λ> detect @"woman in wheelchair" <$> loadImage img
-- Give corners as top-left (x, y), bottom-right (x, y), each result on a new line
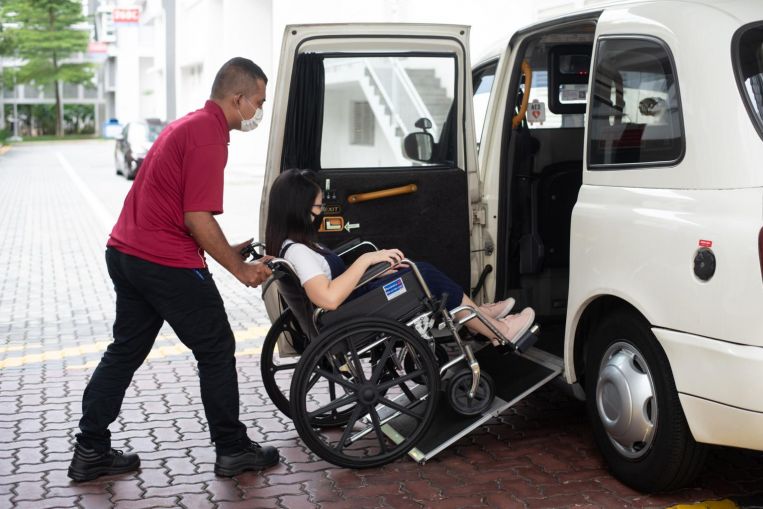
top-left (265, 169), bottom-right (535, 346)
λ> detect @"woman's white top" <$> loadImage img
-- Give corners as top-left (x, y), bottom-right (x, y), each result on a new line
top-left (281, 240), bottom-right (331, 285)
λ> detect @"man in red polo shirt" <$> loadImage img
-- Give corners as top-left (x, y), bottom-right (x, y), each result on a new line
top-left (68, 57), bottom-right (278, 481)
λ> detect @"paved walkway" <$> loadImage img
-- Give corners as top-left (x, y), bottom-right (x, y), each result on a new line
top-left (1, 141), bottom-right (762, 508)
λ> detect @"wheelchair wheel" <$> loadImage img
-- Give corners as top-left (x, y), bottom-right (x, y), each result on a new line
top-left (260, 309), bottom-right (305, 419)
top-left (446, 369), bottom-right (495, 416)
top-left (290, 317), bottom-right (440, 469)
top-left (261, 309), bottom-right (353, 427)
top-left (403, 343), bottom-right (449, 384)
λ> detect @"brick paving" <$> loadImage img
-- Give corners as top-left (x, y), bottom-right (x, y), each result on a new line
top-left (1, 140), bottom-right (762, 508)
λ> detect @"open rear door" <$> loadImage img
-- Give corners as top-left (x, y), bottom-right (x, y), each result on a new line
top-left (261, 24), bottom-right (481, 314)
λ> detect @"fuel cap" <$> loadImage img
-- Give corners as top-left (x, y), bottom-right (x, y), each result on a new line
top-left (693, 248), bottom-right (716, 282)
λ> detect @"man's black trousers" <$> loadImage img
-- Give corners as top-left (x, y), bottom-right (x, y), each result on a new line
top-left (77, 247), bottom-right (248, 453)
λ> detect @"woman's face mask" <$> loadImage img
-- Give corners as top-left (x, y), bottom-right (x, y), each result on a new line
top-left (311, 194), bottom-right (325, 229)
top-left (238, 98), bottom-right (263, 132)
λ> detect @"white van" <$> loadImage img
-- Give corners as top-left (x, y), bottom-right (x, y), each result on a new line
top-left (260, 0), bottom-right (763, 491)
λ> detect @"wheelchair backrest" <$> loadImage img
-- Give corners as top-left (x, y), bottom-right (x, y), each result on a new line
top-left (272, 266), bottom-right (320, 340)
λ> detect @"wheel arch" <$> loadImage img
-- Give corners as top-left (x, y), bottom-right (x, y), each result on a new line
top-left (570, 295), bottom-right (654, 392)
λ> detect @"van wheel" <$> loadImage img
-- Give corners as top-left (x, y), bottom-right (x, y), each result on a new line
top-left (585, 310), bottom-right (706, 492)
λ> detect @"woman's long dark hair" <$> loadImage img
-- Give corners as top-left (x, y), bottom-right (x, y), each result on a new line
top-left (265, 169), bottom-right (322, 257)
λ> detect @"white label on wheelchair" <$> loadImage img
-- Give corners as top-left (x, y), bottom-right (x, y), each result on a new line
top-left (383, 277), bottom-right (406, 300)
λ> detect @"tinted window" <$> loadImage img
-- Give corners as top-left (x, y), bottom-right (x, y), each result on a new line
top-left (320, 55), bottom-right (456, 169)
top-left (734, 23), bottom-right (763, 139)
top-left (588, 38), bottom-right (684, 167)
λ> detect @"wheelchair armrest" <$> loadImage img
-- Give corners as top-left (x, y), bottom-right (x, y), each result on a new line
top-left (357, 261), bottom-right (392, 288)
top-left (331, 238), bottom-right (362, 255)
top-left (336, 240), bottom-right (379, 258)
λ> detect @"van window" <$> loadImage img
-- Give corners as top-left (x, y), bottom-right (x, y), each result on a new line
top-left (528, 70), bottom-right (585, 129)
top-left (588, 37), bottom-right (684, 168)
top-left (473, 61), bottom-right (497, 152)
top-left (733, 23), bottom-right (763, 140)
top-left (320, 55), bottom-right (456, 169)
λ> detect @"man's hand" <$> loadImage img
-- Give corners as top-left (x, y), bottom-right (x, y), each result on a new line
top-left (185, 212), bottom-right (271, 288)
top-left (235, 261), bottom-right (272, 288)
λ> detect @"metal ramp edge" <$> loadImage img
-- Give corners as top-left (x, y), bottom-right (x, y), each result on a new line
top-left (378, 347), bottom-right (563, 463)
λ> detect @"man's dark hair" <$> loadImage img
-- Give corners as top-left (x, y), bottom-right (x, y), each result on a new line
top-left (265, 169), bottom-right (322, 257)
top-left (210, 57), bottom-right (268, 99)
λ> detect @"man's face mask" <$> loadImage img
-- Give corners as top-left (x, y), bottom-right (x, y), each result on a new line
top-left (238, 98), bottom-right (263, 132)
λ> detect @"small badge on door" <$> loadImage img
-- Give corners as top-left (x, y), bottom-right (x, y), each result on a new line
top-left (325, 203), bottom-right (342, 215)
top-left (319, 216), bottom-right (345, 232)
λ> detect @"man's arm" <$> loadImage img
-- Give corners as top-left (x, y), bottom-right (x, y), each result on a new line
top-left (184, 211), bottom-right (271, 287)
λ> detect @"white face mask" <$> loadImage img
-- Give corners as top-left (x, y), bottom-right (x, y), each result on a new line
top-left (238, 99), bottom-right (263, 132)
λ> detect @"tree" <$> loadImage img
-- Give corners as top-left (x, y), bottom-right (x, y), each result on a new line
top-left (1, 0), bottom-right (94, 136)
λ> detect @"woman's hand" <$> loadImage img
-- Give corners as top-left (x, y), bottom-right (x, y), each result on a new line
top-left (360, 248), bottom-right (404, 269)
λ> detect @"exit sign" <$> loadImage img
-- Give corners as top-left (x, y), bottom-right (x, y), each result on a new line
top-left (112, 7), bottom-right (140, 23)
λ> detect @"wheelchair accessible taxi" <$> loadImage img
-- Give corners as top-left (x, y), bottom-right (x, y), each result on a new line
top-left (246, 239), bottom-right (560, 469)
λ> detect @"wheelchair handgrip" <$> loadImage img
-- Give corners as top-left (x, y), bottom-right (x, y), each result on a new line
top-left (358, 261), bottom-right (392, 287)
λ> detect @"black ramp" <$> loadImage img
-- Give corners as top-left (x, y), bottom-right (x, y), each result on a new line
top-left (382, 348), bottom-right (561, 462)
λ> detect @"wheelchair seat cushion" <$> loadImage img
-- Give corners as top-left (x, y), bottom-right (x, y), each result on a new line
top-left (319, 271), bottom-right (429, 330)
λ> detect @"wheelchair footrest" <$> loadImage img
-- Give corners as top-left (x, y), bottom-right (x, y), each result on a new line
top-left (379, 347), bottom-right (562, 464)
top-left (513, 324), bottom-right (540, 354)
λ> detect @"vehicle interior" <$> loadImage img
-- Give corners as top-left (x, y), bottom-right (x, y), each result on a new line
top-left (492, 21), bottom-right (598, 356)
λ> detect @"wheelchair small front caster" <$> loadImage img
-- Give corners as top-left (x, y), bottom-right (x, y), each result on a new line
top-left (446, 369), bottom-right (495, 416)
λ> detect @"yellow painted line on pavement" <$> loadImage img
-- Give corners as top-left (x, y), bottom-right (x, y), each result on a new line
top-left (667, 500), bottom-right (738, 509)
top-left (0, 340), bottom-right (114, 369)
top-left (0, 325), bottom-right (270, 370)
top-left (0, 343), bottom-right (43, 354)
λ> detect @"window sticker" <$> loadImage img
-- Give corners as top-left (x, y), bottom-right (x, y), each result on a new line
top-left (383, 278), bottom-right (407, 301)
top-left (526, 99), bottom-right (546, 125)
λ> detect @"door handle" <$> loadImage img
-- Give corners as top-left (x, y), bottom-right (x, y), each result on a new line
top-left (347, 184), bottom-right (418, 204)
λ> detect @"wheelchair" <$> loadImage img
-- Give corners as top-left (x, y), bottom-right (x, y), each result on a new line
top-left (246, 239), bottom-right (553, 469)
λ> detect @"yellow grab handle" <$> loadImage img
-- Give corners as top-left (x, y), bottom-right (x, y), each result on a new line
top-left (512, 60), bottom-right (533, 129)
top-left (347, 184), bottom-right (418, 204)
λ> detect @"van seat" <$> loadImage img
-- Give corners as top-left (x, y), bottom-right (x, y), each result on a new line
top-left (519, 160), bottom-right (583, 273)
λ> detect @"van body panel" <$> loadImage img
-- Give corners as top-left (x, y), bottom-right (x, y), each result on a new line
top-left (566, 186), bottom-right (763, 378)
top-left (584, 2), bottom-right (763, 189)
top-left (679, 394), bottom-right (763, 451)
top-left (656, 328), bottom-right (763, 412)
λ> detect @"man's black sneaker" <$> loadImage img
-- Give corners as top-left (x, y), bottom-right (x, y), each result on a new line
top-left (214, 441), bottom-right (279, 477)
top-left (67, 444), bottom-right (140, 482)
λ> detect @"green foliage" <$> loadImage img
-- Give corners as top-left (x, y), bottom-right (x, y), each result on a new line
top-left (64, 103), bottom-right (94, 134)
top-left (1, 0), bottom-right (96, 135)
top-left (3, 102), bottom-right (94, 136)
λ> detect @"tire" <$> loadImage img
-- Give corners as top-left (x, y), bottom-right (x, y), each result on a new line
top-left (260, 309), bottom-right (306, 419)
top-left (126, 158), bottom-right (137, 180)
top-left (585, 310), bottom-right (707, 492)
top-left (446, 369), bottom-right (495, 416)
top-left (290, 317), bottom-right (440, 468)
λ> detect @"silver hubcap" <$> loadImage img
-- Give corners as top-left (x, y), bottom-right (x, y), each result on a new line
top-left (596, 341), bottom-right (657, 459)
